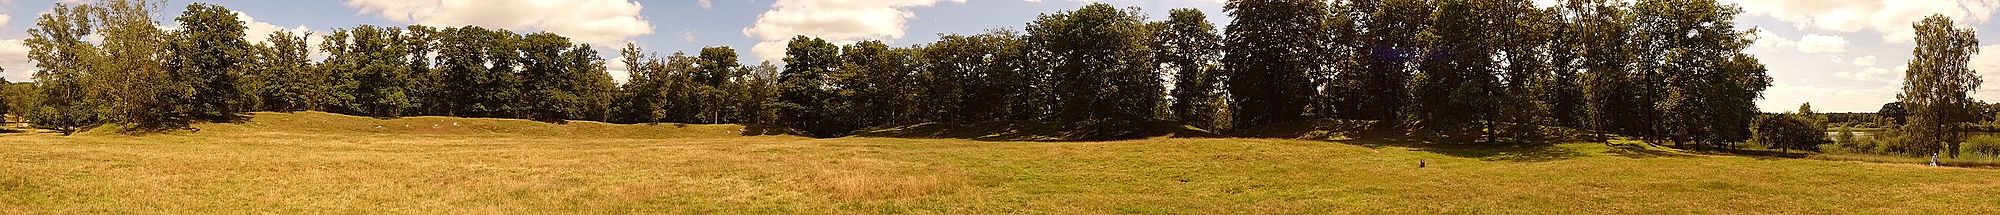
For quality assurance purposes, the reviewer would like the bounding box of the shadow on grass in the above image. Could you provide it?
[1604,142,1698,159]
[1691,149,1812,159]
[851,120,1220,142]
[1342,137,1589,162]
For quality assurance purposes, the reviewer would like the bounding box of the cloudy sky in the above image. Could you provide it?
[0,0,1995,113]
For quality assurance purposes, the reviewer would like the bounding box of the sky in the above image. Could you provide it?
[0,0,1995,113]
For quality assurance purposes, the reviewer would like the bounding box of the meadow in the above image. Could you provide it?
[1,112,1997,214]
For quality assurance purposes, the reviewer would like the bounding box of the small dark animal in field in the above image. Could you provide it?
[1419,159,1426,168]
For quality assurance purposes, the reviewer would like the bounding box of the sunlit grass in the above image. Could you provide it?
[1,112,1996,213]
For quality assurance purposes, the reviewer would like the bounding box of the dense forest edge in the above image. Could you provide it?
[1,0,1997,162]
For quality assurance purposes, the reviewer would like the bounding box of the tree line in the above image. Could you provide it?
[19,0,1784,148]
[21,0,624,133]
[767,0,1776,145]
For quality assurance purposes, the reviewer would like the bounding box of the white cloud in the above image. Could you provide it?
[698,0,713,9]
[234,11,311,45]
[741,0,964,63]
[1834,64,1902,82]
[682,29,697,43]
[1851,55,1876,67]
[1753,30,1796,50]
[1973,45,2000,100]
[607,57,630,84]
[344,0,654,45]
[1724,0,2000,43]
[1796,34,1847,53]
[1759,83,1899,113]
[0,39,30,82]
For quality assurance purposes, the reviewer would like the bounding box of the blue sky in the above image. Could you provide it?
[0,0,1996,113]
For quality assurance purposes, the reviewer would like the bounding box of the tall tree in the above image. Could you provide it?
[24,3,99,134]
[736,61,783,125]
[1027,3,1159,123]
[251,30,315,112]
[1154,8,1225,130]
[93,0,176,129]
[1224,0,1329,129]
[569,44,616,122]
[322,25,414,118]
[1568,0,1642,140]
[435,26,522,118]
[1899,14,1981,158]
[0,77,9,119]
[612,43,666,123]
[164,2,254,124]
[1333,0,1429,124]
[693,46,741,123]
[402,25,446,116]
[1496,2,1559,137]
[778,36,849,137]
[1633,0,1767,148]
[834,40,909,127]
[516,32,588,123]
[918,35,973,122]
[1409,0,1504,140]
[920,30,1032,122]
[1544,2,1588,128]
[696,46,742,87]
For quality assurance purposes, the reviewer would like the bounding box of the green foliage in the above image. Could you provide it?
[1963,135,2000,158]
[92,0,178,130]
[0,77,9,118]
[1153,8,1224,130]
[402,25,447,116]
[10,0,1800,145]
[437,26,524,118]
[1408,0,1508,139]
[1028,3,1160,122]
[164,3,254,123]
[1898,15,1981,158]
[1222,0,1327,129]
[0,83,31,121]
[691,46,744,124]
[832,41,915,127]
[1877,102,1908,125]
[1835,126,1856,146]
[251,31,315,112]
[24,3,99,134]
[321,25,415,118]
[919,30,1032,123]
[611,43,664,124]
[777,36,849,137]
[1754,114,1828,152]
[515,32,597,123]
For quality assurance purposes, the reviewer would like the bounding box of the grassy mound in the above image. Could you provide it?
[1229,118,1382,140]
[852,120,1218,141]
[79,111,757,139]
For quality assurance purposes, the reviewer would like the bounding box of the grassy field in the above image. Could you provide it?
[2,112,1997,214]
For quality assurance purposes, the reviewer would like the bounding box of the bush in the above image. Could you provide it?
[1846,136,1883,153]
[1753,114,1827,152]
[1962,135,2000,158]
[1834,126,1856,145]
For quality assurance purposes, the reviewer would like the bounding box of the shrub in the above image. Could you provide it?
[1962,135,2000,158]
[1834,127,1856,145]
[1753,114,1827,152]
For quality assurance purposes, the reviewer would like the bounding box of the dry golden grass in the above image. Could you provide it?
[1,112,1997,214]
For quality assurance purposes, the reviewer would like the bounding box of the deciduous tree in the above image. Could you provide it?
[1898,14,1981,158]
